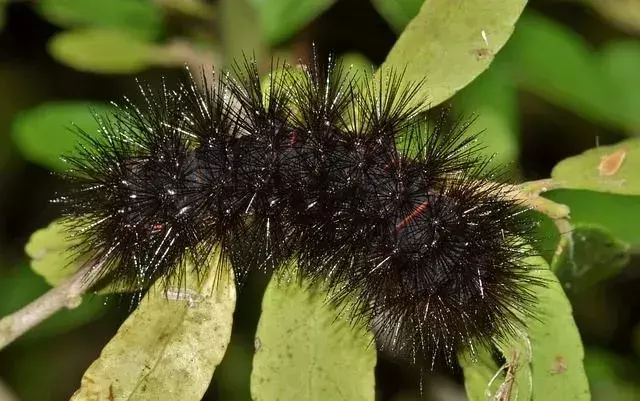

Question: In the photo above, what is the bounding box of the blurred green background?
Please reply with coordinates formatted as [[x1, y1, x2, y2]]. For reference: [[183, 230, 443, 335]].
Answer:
[[0, 0, 639, 400]]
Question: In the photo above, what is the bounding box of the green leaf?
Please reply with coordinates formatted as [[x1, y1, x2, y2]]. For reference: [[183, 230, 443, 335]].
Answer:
[[251, 273, 376, 401], [12, 101, 112, 171], [527, 257, 590, 401], [71, 250, 236, 401], [600, 41, 640, 130], [552, 224, 630, 293], [506, 12, 637, 129], [25, 220, 85, 287], [370, 0, 424, 32], [543, 189, 640, 247], [453, 56, 519, 168], [251, 0, 336, 45], [48, 29, 164, 74], [551, 138, 640, 195], [379, 0, 527, 109], [25, 220, 129, 294], [37, 0, 164, 41]]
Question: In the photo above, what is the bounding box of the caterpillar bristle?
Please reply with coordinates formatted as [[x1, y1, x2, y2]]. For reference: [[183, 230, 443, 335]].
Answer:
[[55, 52, 540, 366]]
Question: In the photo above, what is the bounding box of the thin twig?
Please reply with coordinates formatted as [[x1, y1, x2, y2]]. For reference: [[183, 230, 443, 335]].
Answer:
[[0, 262, 100, 351]]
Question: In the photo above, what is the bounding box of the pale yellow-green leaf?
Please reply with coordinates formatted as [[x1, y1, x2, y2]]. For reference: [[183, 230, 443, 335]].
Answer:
[[551, 138, 640, 195], [379, 0, 527, 109], [71, 250, 236, 401], [251, 274, 376, 401], [25, 220, 83, 287]]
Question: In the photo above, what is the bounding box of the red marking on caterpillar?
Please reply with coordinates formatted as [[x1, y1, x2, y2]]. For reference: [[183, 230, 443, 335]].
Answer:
[[395, 201, 429, 231], [151, 224, 164, 233]]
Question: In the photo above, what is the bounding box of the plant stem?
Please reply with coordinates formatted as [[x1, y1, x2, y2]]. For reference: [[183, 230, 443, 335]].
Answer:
[[0, 262, 99, 351]]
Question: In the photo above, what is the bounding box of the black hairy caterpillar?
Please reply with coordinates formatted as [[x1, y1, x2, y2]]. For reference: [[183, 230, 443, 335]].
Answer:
[[55, 53, 540, 366]]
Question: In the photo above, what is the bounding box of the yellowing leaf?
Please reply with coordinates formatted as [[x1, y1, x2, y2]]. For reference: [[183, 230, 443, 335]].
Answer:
[[380, 0, 527, 109], [70, 250, 236, 401], [251, 273, 376, 401]]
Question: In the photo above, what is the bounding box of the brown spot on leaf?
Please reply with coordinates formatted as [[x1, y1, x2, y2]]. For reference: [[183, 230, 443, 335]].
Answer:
[[598, 148, 627, 177], [551, 355, 568, 375], [474, 48, 492, 59]]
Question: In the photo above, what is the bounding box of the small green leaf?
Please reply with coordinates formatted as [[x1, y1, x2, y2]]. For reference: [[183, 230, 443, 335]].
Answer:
[[380, 0, 527, 109], [453, 56, 519, 168], [12, 101, 112, 171], [25, 220, 85, 287], [25, 220, 127, 294], [71, 250, 236, 401], [552, 224, 630, 293], [551, 138, 640, 195], [251, 273, 376, 401], [48, 29, 164, 74], [37, 0, 164, 40], [251, 0, 336, 45], [527, 257, 590, 401], [370, 0, 424, 32]]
